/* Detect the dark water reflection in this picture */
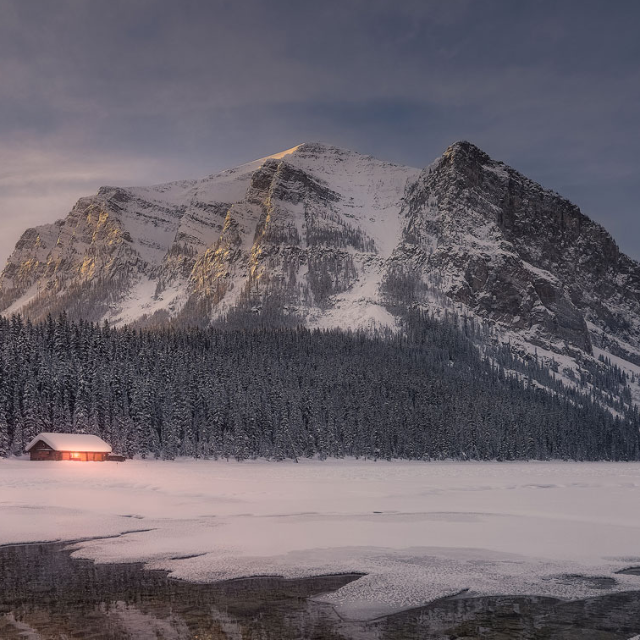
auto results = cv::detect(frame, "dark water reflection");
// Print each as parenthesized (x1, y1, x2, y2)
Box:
(1, 540, 640, 639)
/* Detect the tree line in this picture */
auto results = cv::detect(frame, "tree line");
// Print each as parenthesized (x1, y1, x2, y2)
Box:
(0, 311, 638, 461)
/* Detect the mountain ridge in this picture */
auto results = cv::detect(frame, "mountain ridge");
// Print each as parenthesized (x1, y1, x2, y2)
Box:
(2, 140, 640, 409)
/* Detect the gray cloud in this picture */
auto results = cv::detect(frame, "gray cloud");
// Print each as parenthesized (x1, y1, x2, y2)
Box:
(1, 0, 639, 261)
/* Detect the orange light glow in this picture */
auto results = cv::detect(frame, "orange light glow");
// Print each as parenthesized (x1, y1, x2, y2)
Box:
(70, 452, 81, 459)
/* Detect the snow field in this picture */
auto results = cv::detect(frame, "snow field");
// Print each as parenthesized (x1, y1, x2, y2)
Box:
(1, 459, 640, 620)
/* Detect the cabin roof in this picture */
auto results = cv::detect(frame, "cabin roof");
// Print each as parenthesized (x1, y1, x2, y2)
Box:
(25, 433, 113, 453)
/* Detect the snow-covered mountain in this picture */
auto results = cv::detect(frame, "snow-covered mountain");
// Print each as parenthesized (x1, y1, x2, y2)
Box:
(0, 143, 417, 329)
(2, 141, 640, 401)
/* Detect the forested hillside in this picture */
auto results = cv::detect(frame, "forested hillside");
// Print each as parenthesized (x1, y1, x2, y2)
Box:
(0, 312, 638, 461)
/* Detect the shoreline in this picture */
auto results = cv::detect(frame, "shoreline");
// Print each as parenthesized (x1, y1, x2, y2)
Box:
(2, 540, 640, 639)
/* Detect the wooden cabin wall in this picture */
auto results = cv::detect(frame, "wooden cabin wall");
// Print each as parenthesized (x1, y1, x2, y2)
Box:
(29, 449, 107, 461)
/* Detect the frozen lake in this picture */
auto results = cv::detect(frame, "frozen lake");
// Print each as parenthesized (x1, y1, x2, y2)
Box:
(1, 459, 640, 621)
(2, 541, 640, 639)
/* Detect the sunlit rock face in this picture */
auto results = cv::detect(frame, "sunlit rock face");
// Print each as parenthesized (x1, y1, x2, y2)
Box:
(2, 140, 640, 363)
(0, 143, 417, 329)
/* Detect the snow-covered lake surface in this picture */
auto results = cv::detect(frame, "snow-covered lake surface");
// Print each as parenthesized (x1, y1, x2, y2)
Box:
(1, 459, 640, 620)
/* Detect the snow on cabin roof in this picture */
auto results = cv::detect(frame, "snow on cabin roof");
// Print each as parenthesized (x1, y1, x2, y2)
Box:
(25, 433, 112, 453)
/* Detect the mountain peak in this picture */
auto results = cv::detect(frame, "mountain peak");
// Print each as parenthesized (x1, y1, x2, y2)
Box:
(286, 141, 363, 158)
(264, 144, 306, 160)
(238, 142, 359, 175)
(443, 140, 492, 164)
(262, 142, 345, 162)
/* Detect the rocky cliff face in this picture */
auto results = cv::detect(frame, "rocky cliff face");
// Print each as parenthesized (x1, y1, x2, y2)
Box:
(395, 142, 640, 366)
(2, 140, 640, 381)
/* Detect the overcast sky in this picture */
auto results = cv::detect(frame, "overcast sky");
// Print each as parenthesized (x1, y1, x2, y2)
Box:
(1, 0, 639, 263)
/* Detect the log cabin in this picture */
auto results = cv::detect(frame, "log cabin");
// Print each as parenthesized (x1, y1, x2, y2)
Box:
(25, 433, 113, 461)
